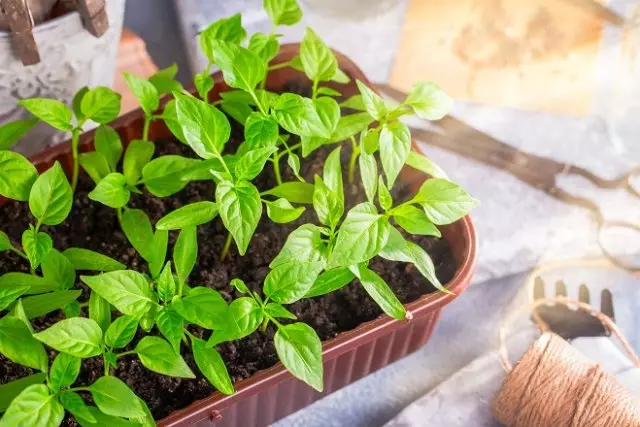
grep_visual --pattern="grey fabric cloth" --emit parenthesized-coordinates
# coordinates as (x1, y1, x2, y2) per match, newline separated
(384, 335, 640, 427)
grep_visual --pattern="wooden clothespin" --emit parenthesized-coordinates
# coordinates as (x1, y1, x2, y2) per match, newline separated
(75, 0, 108, 37)
(1, 0, 39, 65)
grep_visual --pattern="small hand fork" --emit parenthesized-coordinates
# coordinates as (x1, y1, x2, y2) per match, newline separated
(532, 279, 615, 341)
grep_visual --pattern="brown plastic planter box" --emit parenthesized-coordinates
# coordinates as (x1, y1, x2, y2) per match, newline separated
(10, 44, 477, 427)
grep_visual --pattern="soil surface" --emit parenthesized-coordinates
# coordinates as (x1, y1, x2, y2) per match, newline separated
(0, 81, 457, 424)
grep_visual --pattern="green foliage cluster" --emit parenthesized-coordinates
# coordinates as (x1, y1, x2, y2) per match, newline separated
(0, 0, 477, 425)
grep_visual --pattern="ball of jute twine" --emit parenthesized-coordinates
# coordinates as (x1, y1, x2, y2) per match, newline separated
(492, 260, 640, 427)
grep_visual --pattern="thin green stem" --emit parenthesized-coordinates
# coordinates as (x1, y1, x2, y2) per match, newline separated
(142, 116, 151, 141)
(268, 61, 292, 72)
(272, 152, 283, 185)
(275, 142, 301, 161)
(116, 208, 123, 226)
(249, 90, 267, 115)
(115, 350, 136, 359)
(103, 355, 110, 376)
(68, 386, 91, 393)
(311, 80, 319, 100)
(264, 312, 283, 329)
(220, 232, 233, 261)
(10, 247, 28, 260)
(348, 136, 360, 184)
(71, 129, 81, 192)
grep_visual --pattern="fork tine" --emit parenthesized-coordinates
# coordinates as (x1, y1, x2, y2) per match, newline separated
(601, 289, 615, 321)
(579, 284, 590, 304)
(534, 277, 545, 300)
(556, 280, 568, 297)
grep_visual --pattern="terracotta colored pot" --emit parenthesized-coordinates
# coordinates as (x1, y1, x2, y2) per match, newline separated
(7, 44, 477, 427)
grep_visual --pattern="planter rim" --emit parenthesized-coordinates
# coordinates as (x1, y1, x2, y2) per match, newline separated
(15, 43, 477, 426)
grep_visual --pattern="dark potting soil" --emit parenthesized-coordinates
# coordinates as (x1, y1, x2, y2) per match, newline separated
(0, 93, 458, 424)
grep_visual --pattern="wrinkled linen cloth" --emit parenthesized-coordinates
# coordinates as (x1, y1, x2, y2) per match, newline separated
(384, 334, 640, 427)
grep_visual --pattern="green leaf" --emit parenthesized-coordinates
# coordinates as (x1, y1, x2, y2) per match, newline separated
(324, 145, 344, 200)
(22, 228, 52, 270)
(141, 155, 201, 197)
(359, 150, 377, 203)
(0, 286, 29, 311)
(377, 176, 393, 211)
(315, 97, 340, 135)
(156, 262, 177, 302)
(155, 307, 184, 351)
(9, 299, 31, 331)
(199, 13, 247, 62)
(0, 373, 47, 413)
(220, 100, 253, 126)
(287, 152, 302, 181)
(124, 72, 159, 116)
(263, 182, 315, 204)
(354, 263, 406, 319)
(156, 201, 218, 231)
(360, 127, 380, 154)
(0, 118, 38, 150)
(274, 323, 323, 391)
(104, 315, 139, 349)
(355, 80, 387, 121)
(207, 297, 262, 345)
(81, 270, 155, 317)
(194, 72, 214, 100)
(135, 336, 195, 378)
(63, 300, 81, 318)
(174, 92, 230, 159)
(75, 407, 140, 427)
(270, 224, 328, 267)
(212, 40, 265, 93)
(192, 337, 234, 394)
(174, 226, 197, 285)
(171, 287, 227, 329)
(327, 202, 391, 268)
(80, 86, 122, 124)
(94, 124, 123, 171)
(63, 248, 125, 272)
(313, 176, 341, 227)
(162, 99, 187, 144)
(379, 227, 448, 293)
(149, 63, 184, 94)
(340, 94, 367, 111)
(216, 180, 262, 255)
(405, 151, 448, 179)
(120, 209, 154, 261)
(331, 67, 350, 84)
(89, 376, 145, 419)
(88, 172, 130, 208)
(20, 290, 82, 319)
(300, 28, 337, 83)
(0, 272, 58, 295)
(72, 87, 89, 120)
(149, 230, 168, 279)
(414, 178, 478, 225)
(404, 82, 453, 120)
(0, 384, 63, 427)
(379, 121, 411, 187)
(243, 112, 279, 152)
(0, 316, 47, 371)
(19, 98, 73, 131)
(123, 139, 155, 186)
(248, 33, 280, 63)
(328, 112, 374, 143)
(79, 151, 111, 184)
(0, 231, 11, 252)
(34, 318, 103, 358)
(230, 278, 249, 294)
(305, 267, 355, 298)
(29, 162, 72, 225)
(264, 261, 324, 304)
(0, 151, 38, 201)
(316, 87, 342, 97)
(273, 93, 331, 138)
(392, 205, 441, 236)
(59, 391, 96, 423)
(264, 0, 302, 25)
(234, 147, 278, 181)
(49, 353, 81, 392)
(265, 302, 297, 320)
(265, 198, 305, 223)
